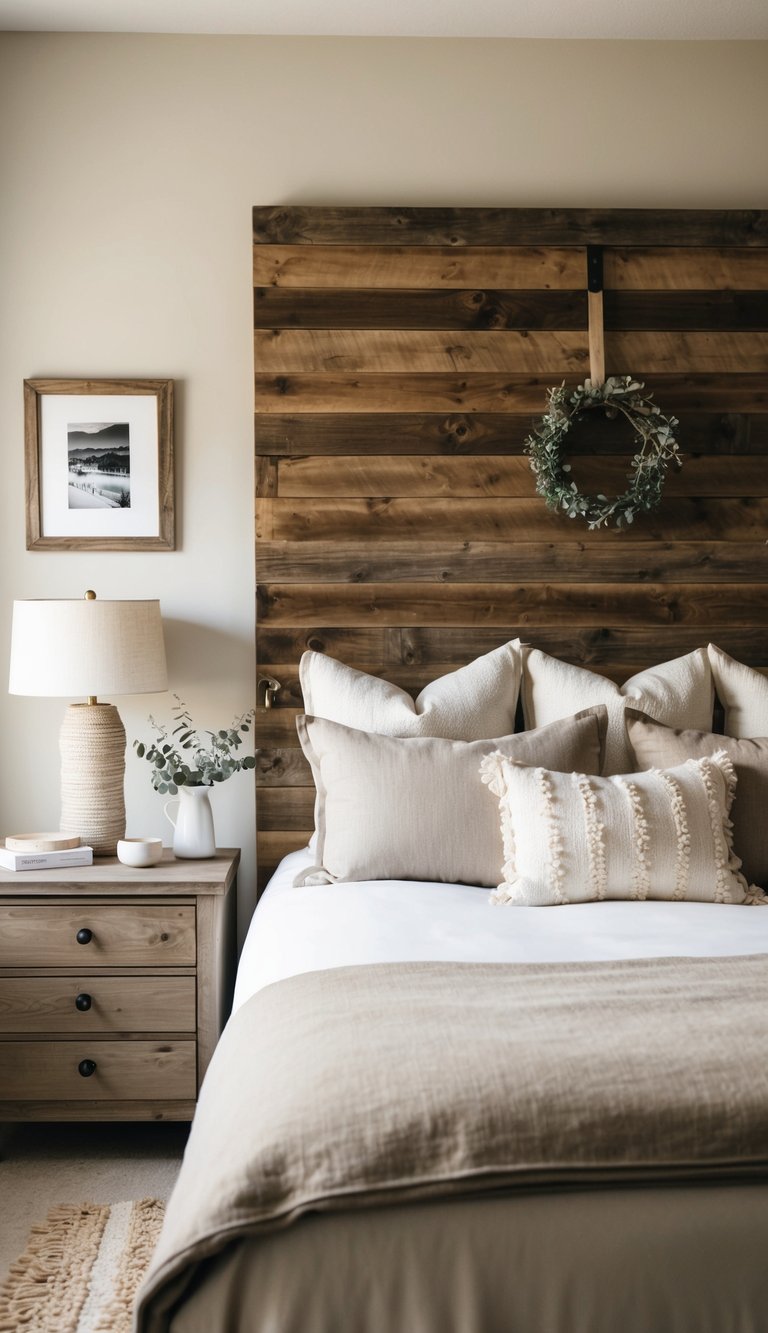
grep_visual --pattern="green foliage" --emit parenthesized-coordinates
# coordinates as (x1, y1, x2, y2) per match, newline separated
(133, 695, 256, 793)
(524, 376, 681, 531)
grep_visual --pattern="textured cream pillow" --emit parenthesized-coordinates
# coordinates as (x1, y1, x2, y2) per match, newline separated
(521, 646, 713, 775)
(708, 643, 768, 738)
(300, 640, 522, 740)
(626, 707, 768, 888)
(480, 749, 764, 907)
(295, 706, 607, 888)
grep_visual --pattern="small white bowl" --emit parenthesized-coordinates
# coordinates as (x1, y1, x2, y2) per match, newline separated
(117, 837, 164, 868)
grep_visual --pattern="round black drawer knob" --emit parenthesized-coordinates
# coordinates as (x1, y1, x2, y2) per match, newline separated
(78, 1059, 97, 1078)
(76, 928, 93, 945)
(75, 993, 92, 1012)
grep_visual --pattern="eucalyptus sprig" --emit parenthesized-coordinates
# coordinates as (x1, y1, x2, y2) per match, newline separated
(524, 375, 681, 531)
(134, 694, 256, 794)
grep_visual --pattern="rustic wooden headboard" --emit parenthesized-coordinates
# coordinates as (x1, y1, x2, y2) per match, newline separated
(253, 205, 768, 891)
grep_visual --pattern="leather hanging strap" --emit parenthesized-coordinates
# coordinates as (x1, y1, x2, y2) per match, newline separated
(587, 245, 605, 387)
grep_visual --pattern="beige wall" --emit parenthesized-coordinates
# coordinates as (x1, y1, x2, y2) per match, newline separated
(1, 33, 767, 939)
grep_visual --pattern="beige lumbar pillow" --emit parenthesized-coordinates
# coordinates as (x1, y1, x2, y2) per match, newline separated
(300, 640, 523, 740)
(626, 707, 768, 889)
(295, 706, 607, 888)
(480, 748, 765, 907)
(521, 646, 713, 775)
(708, 643, 768, 738)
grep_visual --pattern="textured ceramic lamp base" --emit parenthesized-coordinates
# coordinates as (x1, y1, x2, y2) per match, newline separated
(59, 703, 126, 856)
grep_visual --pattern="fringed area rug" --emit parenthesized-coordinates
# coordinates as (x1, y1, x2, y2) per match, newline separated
(0, 1198, 165, 1333)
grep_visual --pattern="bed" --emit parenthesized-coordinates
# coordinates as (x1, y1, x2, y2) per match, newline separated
(137, 640, 768, 1331)
(138, 844, 768, 1333)
(138, 205, 768, 1330)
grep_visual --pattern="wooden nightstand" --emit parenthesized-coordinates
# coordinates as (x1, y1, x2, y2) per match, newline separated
(0, 849, 239, 1121)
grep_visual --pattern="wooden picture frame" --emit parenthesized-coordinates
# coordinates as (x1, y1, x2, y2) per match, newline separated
(24, 378, 175, 551)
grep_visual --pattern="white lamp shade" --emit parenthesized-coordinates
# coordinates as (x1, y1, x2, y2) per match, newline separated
(9, 598, 168, 698)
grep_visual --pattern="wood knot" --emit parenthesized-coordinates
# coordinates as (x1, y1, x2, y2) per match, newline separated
(446, 343, 472, 365)
(485, 306, 505, 330)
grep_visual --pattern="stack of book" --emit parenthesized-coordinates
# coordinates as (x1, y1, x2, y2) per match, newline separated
(0, 835, 94, 872)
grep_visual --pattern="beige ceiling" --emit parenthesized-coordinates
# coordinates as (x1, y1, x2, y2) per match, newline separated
(1, 0, 768, 38)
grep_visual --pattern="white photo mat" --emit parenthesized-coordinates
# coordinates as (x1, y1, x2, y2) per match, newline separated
(40, 393, 159, 538)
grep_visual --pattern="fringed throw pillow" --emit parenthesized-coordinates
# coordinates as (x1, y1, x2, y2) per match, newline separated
(480, 750, 765, 907)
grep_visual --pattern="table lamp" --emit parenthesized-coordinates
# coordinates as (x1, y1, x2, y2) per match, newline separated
(8, 591, 168, 855)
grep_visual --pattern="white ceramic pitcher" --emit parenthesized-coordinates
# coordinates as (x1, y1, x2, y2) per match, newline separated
(164, 785, 216, 859)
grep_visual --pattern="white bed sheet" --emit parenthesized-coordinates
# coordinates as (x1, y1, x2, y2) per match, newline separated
(233, 846, 768, 1012)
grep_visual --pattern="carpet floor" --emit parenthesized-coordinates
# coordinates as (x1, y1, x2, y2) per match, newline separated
(0, 1122, 187, 1285)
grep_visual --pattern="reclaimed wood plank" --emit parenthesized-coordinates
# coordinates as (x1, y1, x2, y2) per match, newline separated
(256, 625, 768, 670)
(253, 288, 768, 333)
(255, 328, 768, 375)
(254, 374, 768, 414)
(255, 412, 766, 456)
(253, 206, 768, 248)
(608, 331, 768, 373)
(258, 539, 768, 584)
(253, 245, 587, 290)
(605, 249, 768, 291)
(254, 287, 589, 330)
(257, 582, 768, 629)
(257, 831, 309, 861)
(263, 496, 768, 543)
(254, 374, 566, 414)
(275, 455, 768, 499)
(255, 411, 533, 454)
(254, 708, 302, 746)
(604, 292, 768, 332)
(254, 328, 592, 374)
(399, 627, 768, 669)
(259, 788, 315, 830)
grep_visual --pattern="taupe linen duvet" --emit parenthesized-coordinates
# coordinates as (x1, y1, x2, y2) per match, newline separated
(136, 956, 768, 1333)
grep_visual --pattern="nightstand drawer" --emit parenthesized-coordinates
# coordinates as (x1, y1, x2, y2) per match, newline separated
(0, 905, 196, 967)
(0, 976, 196, 1034)
(0, 1039, 197, 1100)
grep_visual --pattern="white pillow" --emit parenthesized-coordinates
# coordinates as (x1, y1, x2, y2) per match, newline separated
(300, 640, 522, 739)
(480, 750, 764, 907)
(521, 647, 713, 775)
(708, 643, 768, 738)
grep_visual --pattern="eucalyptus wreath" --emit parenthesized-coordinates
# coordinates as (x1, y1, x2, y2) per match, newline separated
(524, 375, 681, 530)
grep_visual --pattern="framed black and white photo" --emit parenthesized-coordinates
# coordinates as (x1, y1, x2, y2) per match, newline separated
(24, 379, 174, 550)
